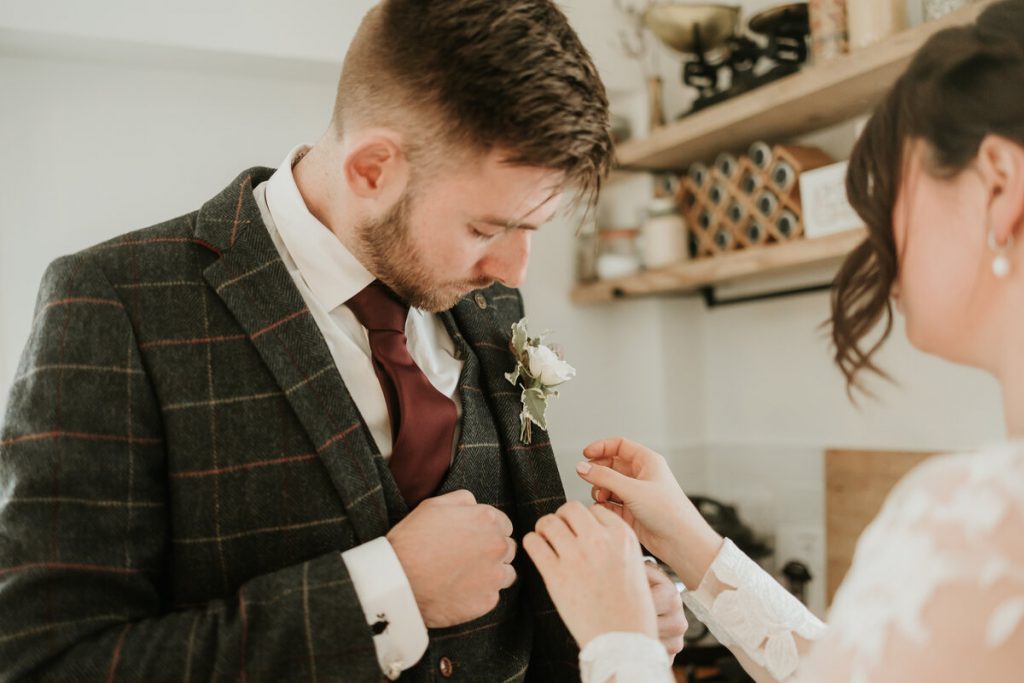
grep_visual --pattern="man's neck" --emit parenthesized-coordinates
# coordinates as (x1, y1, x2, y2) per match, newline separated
(292, 143, 363, 257)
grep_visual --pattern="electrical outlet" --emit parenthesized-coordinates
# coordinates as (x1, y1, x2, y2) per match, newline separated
(774, 523, 826, 617)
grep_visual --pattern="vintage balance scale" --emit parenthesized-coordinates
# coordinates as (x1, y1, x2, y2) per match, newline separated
(641, 2, 810, 116)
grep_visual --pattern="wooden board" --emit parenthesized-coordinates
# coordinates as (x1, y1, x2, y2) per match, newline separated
(825, 448, 940, 605)
(571, 228, 865, 305)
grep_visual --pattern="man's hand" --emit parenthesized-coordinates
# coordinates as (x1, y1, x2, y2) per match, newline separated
(646, 562, 687, 657)
(387, 490, 517, 628)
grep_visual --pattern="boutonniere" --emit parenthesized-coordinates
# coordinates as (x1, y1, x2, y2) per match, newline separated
(505, 318, 576, 444)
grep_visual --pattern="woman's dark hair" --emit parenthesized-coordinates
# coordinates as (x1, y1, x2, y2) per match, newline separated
(831, 0, 1024, 396)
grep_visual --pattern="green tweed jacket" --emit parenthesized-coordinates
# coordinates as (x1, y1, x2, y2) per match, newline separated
(0, 168, 579, 682)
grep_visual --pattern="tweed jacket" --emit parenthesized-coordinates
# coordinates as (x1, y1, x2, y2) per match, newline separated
(0, 168, 579, 682)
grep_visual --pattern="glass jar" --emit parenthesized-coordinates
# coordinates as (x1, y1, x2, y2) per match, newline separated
(596, 228, 642, 280)
(574, 230, 599, 284)
(642, 197, 688, 269)
(808, 0, 849, 63)
(847, 0, 906, 49)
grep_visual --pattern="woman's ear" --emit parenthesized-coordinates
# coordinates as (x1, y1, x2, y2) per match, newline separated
(343, 132, 409, 201)
(976, 135, 1024, 243)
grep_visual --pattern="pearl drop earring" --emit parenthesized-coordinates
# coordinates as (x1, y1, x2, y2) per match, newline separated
(988, 226, 1014, 279)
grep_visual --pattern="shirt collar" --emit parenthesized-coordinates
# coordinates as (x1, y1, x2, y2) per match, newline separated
(265, 144, 375, 312)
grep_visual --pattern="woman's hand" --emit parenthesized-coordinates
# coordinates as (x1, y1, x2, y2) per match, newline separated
(523, 501, 657, 649)
(578, 437, 724, 589)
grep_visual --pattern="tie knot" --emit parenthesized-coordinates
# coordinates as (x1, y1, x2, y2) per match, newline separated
(347, 280, 409, 333)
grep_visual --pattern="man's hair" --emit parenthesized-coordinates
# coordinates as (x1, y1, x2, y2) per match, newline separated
(332, 0, 613, 213)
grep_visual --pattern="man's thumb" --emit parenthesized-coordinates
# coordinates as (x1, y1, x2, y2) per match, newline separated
(576, 461, 637, 501)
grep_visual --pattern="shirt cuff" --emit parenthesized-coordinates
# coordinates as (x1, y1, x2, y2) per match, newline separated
(341, 537, 429, 680)
(579, 632, 672, 683)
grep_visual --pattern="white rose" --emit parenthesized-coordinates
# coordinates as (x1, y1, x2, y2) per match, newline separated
(526, 344, 576, 387)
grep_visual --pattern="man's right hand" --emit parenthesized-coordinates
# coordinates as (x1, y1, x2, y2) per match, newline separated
(387, 490, 517, 628)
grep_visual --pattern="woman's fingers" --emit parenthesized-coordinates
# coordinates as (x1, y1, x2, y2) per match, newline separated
(556, 500, 599, 537)
(534, 512, 577, 557)
(592, 501, 625, 518)
(590, 502, 630, 530)
(577, 461, 638, 504)
(523, 531, 557, 573)
(582, 436, 650, 466)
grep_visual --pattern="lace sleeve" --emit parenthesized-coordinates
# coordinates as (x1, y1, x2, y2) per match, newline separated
(681, 539, 826, 682)
(578, 632, 673, 683)
(794, 445, 1024, 683)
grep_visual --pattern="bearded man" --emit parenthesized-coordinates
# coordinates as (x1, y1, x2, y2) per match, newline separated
(0, 2, 686, 681)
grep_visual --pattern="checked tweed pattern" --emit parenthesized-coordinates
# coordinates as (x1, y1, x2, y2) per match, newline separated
(0, 168, 579, 682)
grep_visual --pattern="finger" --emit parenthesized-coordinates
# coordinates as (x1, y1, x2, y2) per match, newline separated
(584, 438, 673, 482)
(648, 571, 682, 616)
(534, 513, 577, 557)
(661, 635, 685, 657)
(594, 489, 623, 506)
(590, 503, 631, 531)
(501, 562, 517, 589)
(591, 501, 624, 518)
(658, 609, 687, 640)
(503, 536, 517, 564)
(582, 436, 625, 462)
(432, 489, 477, 506)
(522, 531, 557, 574)
(555, 500, 598, 537)
(576, 462, 639, 504)
(592, 487, 621, 506)
(486, 506, 514, 537)
(582, 436, 646, 464)
(645, 562, 670, 588)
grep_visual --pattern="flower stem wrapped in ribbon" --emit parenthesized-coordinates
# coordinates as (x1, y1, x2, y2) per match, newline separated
(505, 318, 576, 444)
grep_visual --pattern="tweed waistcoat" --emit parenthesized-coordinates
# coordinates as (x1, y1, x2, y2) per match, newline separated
(0, 168, 579, 682)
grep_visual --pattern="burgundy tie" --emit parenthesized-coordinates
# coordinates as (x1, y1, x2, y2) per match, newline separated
(346, 280, 458, 507)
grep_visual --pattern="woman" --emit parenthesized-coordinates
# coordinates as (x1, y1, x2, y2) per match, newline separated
(523, 2, 1024, 681)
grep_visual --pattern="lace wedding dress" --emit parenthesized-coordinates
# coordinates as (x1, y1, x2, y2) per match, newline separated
(579, 443, 1024, 683)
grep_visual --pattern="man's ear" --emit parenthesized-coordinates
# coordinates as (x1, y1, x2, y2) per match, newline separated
(976, 134, 1024, 244)
(343, 132, 409, 200)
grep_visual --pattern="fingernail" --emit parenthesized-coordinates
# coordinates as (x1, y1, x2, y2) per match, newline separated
(576, 461, 592, 475)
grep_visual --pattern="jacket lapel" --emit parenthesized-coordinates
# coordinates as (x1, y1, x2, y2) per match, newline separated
(444, 293, 574, 658)
(193, 168, 389, 543)
(443, 295, 567, 526)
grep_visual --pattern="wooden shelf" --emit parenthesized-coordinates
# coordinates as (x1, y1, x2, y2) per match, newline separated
(613, 1, 993, 172)
(571, 229, 866, 305)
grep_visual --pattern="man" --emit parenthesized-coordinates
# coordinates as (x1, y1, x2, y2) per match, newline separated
(0, 1, 685, 680)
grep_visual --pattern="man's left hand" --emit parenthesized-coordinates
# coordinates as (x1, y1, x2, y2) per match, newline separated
(646, 562, 687, 657)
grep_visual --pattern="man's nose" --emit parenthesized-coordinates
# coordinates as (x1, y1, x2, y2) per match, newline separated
(482, 230, 532, 288)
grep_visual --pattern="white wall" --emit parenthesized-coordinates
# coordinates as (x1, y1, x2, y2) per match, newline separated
(0, 51, 339, 412)
(0, 0, 371, 64)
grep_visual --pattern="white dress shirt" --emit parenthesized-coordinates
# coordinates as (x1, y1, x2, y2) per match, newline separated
(253, 144, 464, 679)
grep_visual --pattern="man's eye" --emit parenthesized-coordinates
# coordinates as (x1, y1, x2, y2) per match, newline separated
(471, 226, 500, 240)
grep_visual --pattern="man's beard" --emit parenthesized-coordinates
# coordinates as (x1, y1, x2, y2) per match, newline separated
(356, 192, 493, 312)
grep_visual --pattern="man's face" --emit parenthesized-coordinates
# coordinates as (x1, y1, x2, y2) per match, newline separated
(356, 148, 565, 312)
